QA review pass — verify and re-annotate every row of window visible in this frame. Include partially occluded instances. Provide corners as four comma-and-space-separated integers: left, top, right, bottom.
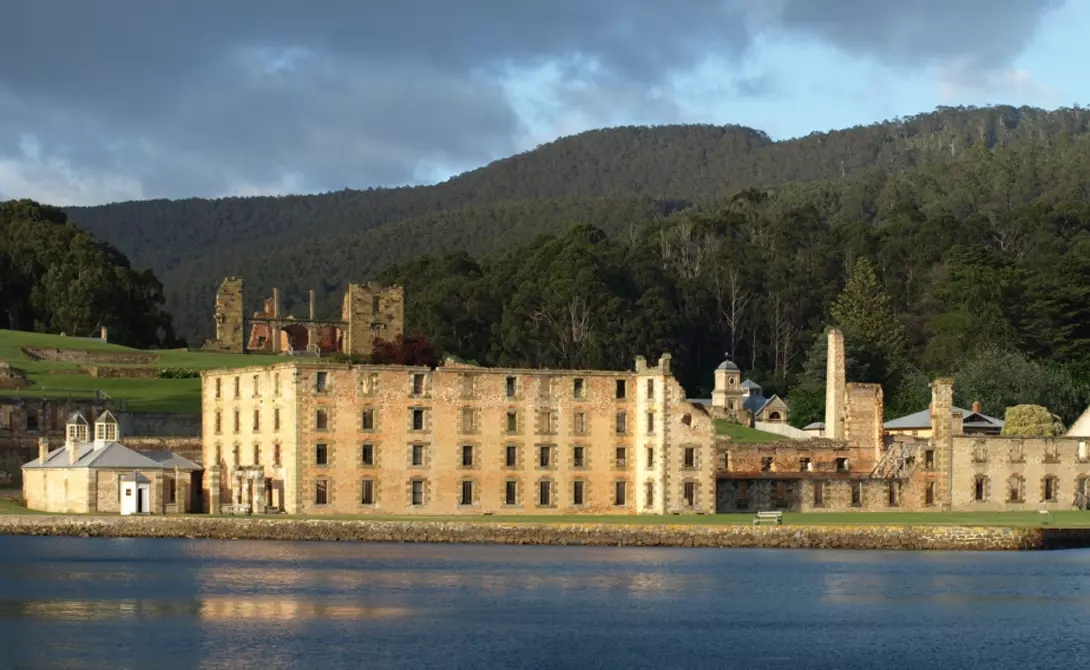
308, 478, 702, 508
214, 408, 282, 434
214, 372, 644, 402
219, 441, 701, 472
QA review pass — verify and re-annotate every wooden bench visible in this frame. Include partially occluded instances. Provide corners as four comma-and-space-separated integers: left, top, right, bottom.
753, 511, 783, 526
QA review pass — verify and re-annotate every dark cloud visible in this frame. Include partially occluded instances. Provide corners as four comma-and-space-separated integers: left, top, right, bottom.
774, 0, 1062, 67
0, 1, 1064, 204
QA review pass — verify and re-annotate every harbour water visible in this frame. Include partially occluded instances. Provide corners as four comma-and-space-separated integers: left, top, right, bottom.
1, 536, 1089, 669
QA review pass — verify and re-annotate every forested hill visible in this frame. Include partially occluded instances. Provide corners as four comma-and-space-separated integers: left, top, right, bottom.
63, 104, 1090, 346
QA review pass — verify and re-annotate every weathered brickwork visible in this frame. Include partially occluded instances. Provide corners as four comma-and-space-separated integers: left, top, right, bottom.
202, 277, 404, 357
5, 515, 1086, 552
201, 355, 714, 516
203, 277, 245, 353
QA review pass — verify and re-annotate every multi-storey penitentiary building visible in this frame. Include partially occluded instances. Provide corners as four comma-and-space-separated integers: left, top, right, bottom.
200, 355, 717, 516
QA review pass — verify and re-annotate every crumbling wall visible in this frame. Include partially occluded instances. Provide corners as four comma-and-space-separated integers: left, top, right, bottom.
203, 277, 245, 353
343, 283, 404, 357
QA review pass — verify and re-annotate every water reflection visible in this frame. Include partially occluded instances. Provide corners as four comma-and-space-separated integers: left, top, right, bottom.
7, 538, 1090, 669
0, 597, 407, 623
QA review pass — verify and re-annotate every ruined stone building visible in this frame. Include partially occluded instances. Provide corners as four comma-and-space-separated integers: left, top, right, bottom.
200, 355, 716, 516
22, 411, 202, 514
716, 328, 1090, 513
202, 277, 404, 357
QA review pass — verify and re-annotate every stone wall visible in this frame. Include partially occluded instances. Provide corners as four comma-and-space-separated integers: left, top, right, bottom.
22, 347, 157, 365
342, 282, 405, 357
87, 366, 159, 378
1, 515, 1082, 551
947, 435, 1090, 511
202, 357, 708, 517
203, 277, 245, 353
120, 412, 201, 438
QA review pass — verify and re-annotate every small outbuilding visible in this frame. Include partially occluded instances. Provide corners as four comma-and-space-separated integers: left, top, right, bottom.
22, 411, 201, 514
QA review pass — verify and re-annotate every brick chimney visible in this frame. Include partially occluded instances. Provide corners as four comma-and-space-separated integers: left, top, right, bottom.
99, 326, 108, 342
972, 401, 982, 414
38, 437, 49, 464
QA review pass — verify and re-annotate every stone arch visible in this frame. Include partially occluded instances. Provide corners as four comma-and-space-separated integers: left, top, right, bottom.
281, 324, 309, 351
768, 411, 782, 421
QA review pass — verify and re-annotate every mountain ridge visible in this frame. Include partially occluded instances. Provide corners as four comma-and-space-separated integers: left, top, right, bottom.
61, 103, 1090, 343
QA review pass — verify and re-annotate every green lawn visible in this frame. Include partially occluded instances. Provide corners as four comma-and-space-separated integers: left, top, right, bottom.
0, 499, 43, 515
0, 329, 281, 412
715, 420, 784, 443
4, 502, 1088, 527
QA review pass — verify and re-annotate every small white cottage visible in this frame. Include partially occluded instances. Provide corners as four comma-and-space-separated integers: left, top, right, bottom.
22, 411, 201, 514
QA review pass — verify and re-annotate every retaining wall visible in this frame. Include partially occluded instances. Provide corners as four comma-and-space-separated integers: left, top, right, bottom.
2, 515, 1086, 550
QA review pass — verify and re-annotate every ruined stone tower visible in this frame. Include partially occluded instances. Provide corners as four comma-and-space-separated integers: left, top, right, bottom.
203, 277, 245, 353
825, 328, 846, 440
341, 283, 405, 357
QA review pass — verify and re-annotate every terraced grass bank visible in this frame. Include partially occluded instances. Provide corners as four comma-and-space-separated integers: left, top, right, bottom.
4, 514, 1090, 550
0, 330, 276, 412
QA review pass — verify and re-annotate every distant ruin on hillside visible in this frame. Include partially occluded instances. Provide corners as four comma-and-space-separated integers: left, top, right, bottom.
201, 277, 404, 357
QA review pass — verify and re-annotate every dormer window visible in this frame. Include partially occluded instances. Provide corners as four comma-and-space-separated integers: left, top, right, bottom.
65, 414, 89, 443
94, 412, 119, 442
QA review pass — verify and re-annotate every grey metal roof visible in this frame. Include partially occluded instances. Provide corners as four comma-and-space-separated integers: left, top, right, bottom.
121, 472, 151, 483
688, 398, 713, 407
23, 441, 200, 471
717, 358, 739, 371
803, 422, 825, 430
740, 379, 762, 390
883, 407, 1005, 430
95, 410, 118, 423
142, 451, 202, 471
66, 412, 89, 425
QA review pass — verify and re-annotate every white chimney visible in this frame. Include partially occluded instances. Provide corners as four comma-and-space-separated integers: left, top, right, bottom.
38, 437, 49, 464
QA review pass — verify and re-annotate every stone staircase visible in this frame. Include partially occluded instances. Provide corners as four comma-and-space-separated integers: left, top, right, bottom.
870, 442, 918, 479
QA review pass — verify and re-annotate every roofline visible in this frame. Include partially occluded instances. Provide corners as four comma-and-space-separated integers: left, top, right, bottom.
199, 360, 644, 378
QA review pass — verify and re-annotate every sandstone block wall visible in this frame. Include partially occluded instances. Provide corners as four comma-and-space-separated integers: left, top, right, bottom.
202, 357, 709, 517
2, 515, 1081, 552
204, 277, 245, 353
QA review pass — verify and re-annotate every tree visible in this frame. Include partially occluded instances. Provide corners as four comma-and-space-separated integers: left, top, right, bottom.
370, 335, 441, 367
954, 347, 1087, 425
829, 257, 907, 386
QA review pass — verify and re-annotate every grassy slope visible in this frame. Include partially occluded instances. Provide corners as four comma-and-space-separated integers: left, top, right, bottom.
0, 330, 279, 413
714, 420, 783, 443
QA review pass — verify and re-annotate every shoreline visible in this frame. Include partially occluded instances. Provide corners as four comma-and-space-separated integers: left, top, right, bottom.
4, 515, 1090, 550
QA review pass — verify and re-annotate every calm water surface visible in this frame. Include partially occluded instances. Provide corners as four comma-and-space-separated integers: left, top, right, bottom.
1, 536, 1089, 669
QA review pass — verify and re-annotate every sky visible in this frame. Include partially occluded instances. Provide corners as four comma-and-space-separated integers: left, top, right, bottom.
0, 0, 1086, 206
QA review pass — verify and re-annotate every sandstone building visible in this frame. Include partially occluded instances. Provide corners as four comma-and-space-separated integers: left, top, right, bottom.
203, 277, 403, 357
200, 354, 716, 516
22, 411, 202, 514
198, 324, 1090, 517
716, 328, 1090, 513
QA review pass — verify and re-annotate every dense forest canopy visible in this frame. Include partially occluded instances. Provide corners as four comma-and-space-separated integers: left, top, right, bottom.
65, 104, 1090, 342
0, 200, 177, 347
17, 102, 1089, 421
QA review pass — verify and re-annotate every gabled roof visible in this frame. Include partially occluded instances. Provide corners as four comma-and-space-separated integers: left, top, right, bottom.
803, 422, 825, 431
66, 412, 89, 425
884, 407, 1005, 430
23, 441, 202, 471
95, 410, 119, 423
740, 379, 762, 390
142, 451, 201, 470
1068, 406, 1090, 437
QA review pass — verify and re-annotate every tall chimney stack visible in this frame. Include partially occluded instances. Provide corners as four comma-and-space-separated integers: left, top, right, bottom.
824, 328, 846, 440
972, 400, 982, 414
99, 326, 108, 342
272, 288, 280, 318
67, 439, 77, 465
38, 437, 49, 464
309, 289, 316, 320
